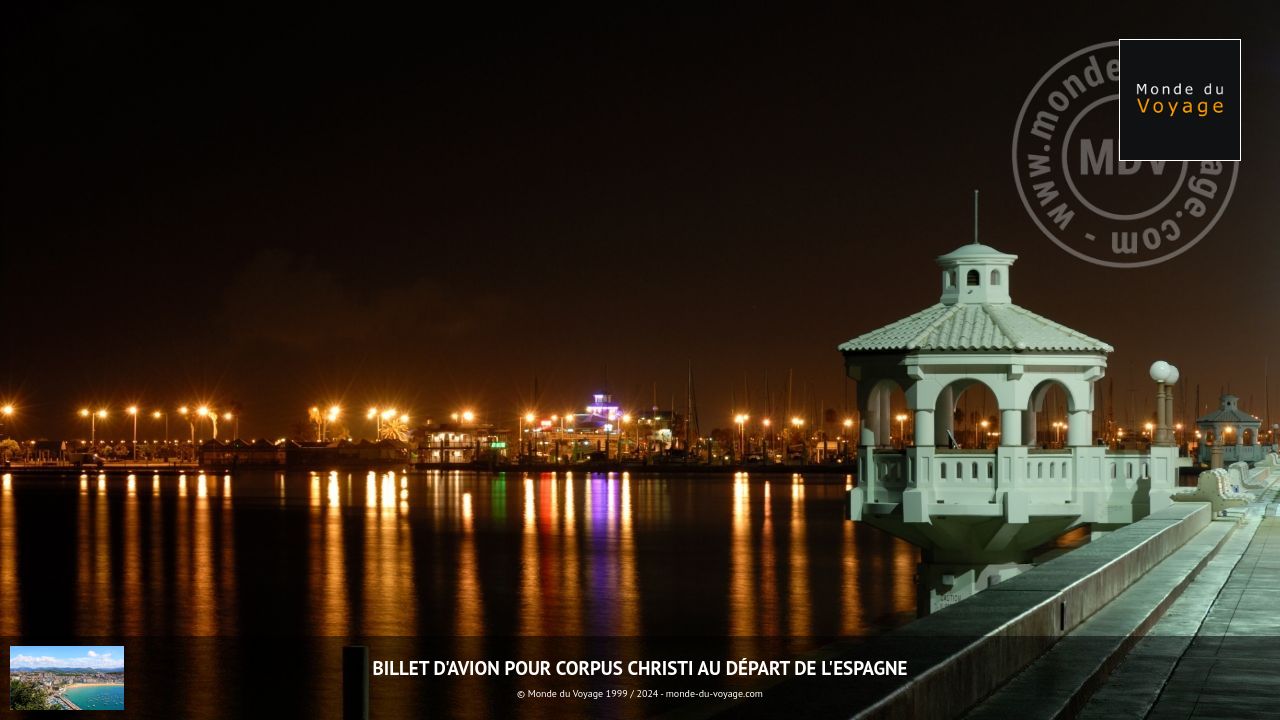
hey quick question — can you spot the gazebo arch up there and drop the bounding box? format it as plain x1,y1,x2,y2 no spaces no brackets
931,378,1002,449
863,378,907,448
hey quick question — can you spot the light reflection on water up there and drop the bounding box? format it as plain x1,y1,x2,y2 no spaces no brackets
0,468,925,719
2,469,919,641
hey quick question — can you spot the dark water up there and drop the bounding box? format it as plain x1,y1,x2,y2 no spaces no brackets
0,470,917,718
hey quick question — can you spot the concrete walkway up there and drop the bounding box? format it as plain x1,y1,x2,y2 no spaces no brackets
1081,485,1280,719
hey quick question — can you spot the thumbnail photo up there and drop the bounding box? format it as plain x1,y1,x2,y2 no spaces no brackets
9,646,125,711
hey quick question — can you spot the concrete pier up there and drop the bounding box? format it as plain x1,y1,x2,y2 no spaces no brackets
1079,484,1280,718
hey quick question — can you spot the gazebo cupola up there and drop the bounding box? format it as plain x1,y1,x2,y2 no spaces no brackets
938,243,1017,305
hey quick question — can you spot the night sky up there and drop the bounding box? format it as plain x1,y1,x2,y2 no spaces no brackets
3,4,1279,440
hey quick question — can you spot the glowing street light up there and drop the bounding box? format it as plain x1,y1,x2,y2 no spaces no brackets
152,410,169,443
127,406,139,461
80,408,107,444
330,404,345,438
197,405,219,440
178,406,197,445
223,411,237,440
895,413,909,448
461,410,475,424
519,411,537,461
734,413,749,459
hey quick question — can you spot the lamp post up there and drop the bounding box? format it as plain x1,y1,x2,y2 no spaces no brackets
733,414,748,461
620,412,631,462
521,412,535,462
152,410,169,443
842,418,853,459
179,406,196,446
80,408,107,445
1148,361,1180,446
326,406,341,441
762,418,772,462
790,416,805,463
197,406,217,440
895,413,908,449
979,419,990,448
127,406,138,461
1,405,12,439
223,412,236,441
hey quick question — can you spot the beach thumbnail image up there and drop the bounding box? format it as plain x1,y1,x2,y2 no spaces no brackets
9,646,125,710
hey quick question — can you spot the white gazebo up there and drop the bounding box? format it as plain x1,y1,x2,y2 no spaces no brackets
843,241,1178,613
1195,394,1266,467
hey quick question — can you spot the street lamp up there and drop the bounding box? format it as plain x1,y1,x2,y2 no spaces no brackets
461,410,475,424
152,410,169,443
223,411,236,440
1,405,13,440
979,419,990,448
127,406,138,461
80,408,107,444
325,405,341,441
734,413,748,460
520,412,535,461
179,405,195,446
619,412,632,461
790,416,805,461
895,413,908,448
197,405,218,440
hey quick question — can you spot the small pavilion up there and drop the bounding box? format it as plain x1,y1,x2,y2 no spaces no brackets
1195,394,1265,466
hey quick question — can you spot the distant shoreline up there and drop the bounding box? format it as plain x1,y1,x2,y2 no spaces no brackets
57,682,124,711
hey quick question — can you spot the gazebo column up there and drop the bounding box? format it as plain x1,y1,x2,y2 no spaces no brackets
1022,409,1037,447
934,386,953,447
914,409,935,447
1000,409,1023,446
879,390,892,447
1067,409,1092,446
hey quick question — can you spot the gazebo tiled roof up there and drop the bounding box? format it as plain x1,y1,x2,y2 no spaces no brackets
1196,395,1259,425
839,302,1113,354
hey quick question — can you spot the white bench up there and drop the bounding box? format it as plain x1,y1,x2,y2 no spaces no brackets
1172,468,1254,515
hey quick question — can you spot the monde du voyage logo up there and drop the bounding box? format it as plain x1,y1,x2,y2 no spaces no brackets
1012,41,1238,268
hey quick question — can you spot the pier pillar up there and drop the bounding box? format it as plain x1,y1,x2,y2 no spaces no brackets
1023,409,1037,447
